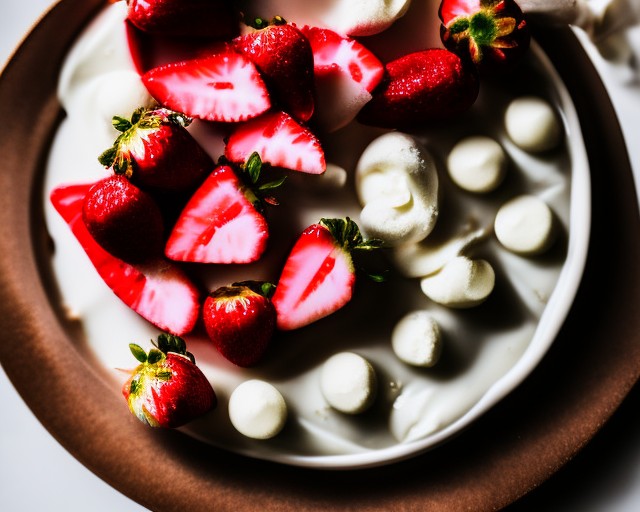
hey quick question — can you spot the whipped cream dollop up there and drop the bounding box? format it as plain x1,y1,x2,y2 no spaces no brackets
447,136,507,193
391,311,442,367
505,96,563,153
320,352,378,414
420,256,495,308
228,380,288,439
494,195,556,255
355,132,439,245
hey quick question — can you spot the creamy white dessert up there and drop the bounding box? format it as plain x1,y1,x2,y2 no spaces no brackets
495,195,556,255
42,0,589,467
447,136,507,193
228,380,288,439
505,96,563,153
391,311,442,368
320,352,378,414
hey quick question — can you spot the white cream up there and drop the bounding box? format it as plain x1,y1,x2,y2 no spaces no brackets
494,195,556,255
391,311,442,367
420,256,495,308
447,136,507,193
228,380,288,439
504,96,563,153
320,353,377,414
355,132,439,245
238,0,412,36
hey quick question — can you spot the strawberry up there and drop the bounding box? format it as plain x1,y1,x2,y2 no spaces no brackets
203,281,277,367
51,183,201,335
127,0,240,39
357,49,479,129
164,157,273,264
98,107,213,193
438,0,530,71
225,111,326,175
233,17,315,123
142,46,271,123
82,175,164,263
299,26,384,93
122,333,216,428
272,218,382,331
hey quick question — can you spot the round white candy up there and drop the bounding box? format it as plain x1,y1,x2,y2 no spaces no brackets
420,256,495,308
504,96,562,153
447,136,507,193
494,195,556,255
320,352,377,414
228,380,287,440
392,311,442,367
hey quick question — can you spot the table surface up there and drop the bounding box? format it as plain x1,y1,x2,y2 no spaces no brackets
1,1,639,510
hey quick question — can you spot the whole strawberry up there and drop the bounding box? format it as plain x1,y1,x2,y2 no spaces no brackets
233,16,315,123
203,281,277,367
127,0,241,39
439,0,530,72
82,175,164,263
99,107,213,193
122,333,216,428
357,49,479,129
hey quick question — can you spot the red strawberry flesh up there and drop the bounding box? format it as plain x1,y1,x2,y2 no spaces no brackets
165,165,269,264
225,111,326,175
51,184,200,335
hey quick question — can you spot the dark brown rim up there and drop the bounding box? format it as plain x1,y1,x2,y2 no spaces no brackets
1,1,639,510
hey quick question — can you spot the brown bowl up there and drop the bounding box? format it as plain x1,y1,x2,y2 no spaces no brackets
1,1,639,510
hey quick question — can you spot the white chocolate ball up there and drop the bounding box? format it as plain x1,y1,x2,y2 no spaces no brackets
392,311,442,367
494,195,556,255
447,136,507,193
320,352,377,414
420,256,495,308
228,380,287,440
504,96,562,153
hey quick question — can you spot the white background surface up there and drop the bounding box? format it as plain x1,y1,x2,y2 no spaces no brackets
1,1,639,511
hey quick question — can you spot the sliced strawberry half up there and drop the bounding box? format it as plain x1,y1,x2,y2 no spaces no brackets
50,183,200,335
142,46,271,123
300,26,384,93
272,218,381,330
165,165,269,264
225,111,326,175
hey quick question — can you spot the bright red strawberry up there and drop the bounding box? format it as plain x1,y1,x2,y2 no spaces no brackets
272,218,381,331
233,17,315,122
99,107,213,193
225,111,326,175
357,49,479,129
203,281,277,367
142,47,271,123
165,162,270,264
82,175,164,263
126,20,228,77
299,26,384,93
439,0,530,71
127,0,240,39
51,183,200,335
122,333,216,428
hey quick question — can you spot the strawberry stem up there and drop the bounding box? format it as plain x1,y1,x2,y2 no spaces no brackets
320,218,384,252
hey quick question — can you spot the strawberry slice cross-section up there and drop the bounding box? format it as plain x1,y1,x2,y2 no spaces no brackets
142,46,271,123
50,183,201,336
165,165,269,264
272,218,381,330
225,111,326,175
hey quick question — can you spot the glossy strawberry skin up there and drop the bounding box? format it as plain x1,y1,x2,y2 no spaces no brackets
51,184,201,336
82,175,164,263
203,283,276,367
99,108,213,193
439,0,530,72
122,336,216,428
233,20,315,123
127,0,240,39
357,49,479,129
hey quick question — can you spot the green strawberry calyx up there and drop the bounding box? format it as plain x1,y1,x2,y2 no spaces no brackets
98,107,192,177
